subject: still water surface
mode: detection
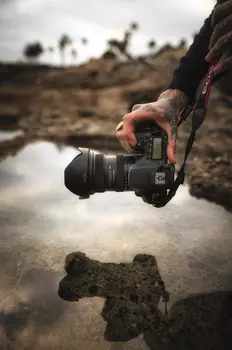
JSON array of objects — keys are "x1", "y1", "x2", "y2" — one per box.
[{"x1": 0, "y1": 140, "x2": 232, "y2": 349}]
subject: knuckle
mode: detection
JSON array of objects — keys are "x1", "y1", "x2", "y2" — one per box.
[
  {"x1": 211, "y1": 14, "x2": 216, "y2": 28},
  {"x1": 123, "y1": 114, "x2": 134, "y2": 123},
  {"x1": 116, "y1": 131, "x2": 122, "y2": 140},
  {"x1": 122, "y1": 114, "x2": 130, "y2": 121},
  {"x1": 212, "y1": 2, "x2": 232, "y2": 27},
  {"x1": 212, "y1": 9, "x2": 220, "y2": 27},
  {"x1": 217, "y1": 36, "x2": 225, "y2": 46},
  {"x1": 131, "y1": 104, "x2": 141, "y2": 111},
  {"x1": 214, "y1": 26, "x2": 220, "y2": 40}
]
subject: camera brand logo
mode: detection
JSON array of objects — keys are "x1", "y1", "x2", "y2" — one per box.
[{"x1": 155, "y1": 172, "x2": 166, "y2": 185}]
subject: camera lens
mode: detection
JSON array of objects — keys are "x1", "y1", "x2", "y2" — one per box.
[{"x1": 64, "y1": 148, "x2": 136, "y2": 198}]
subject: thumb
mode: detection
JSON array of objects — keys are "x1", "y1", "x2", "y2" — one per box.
[
  {"x1": 157, "y1": 121, "x2": 176, "y2": 164},
  {"x1": 167, "y1": 138, "x2": 176, "y2": 164}
]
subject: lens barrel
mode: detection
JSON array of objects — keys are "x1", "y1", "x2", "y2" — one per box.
[{"x1": 64, "y1": 148, "x2": 135, "y2": 198}]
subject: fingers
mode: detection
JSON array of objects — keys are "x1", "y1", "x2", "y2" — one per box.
[
  {"x1": 122, "y1": 110, "x2": 155, "y2": 146},
  {"x1": 116, "y1": 106, "x2": 147, "y2": 153},
  {"x1": 154, "y1": 119, "x2": 176, "y2": 164},
  {"x1": 209, "y1": 13, "x2": 232, "y2": 50},
  {"x1": 116, "y1": 109, "x2": 153, "y2": 153},
  {"x1": 206, "y1": 32, "x2": 232, "y2": 64},
  {"x1": 211, "y1": 0, "x2": 232, "y2": 28},
  {"x1": 117, "y1": 131, "x2": 134, "y2": 153},
  {"x1": 116, "y1": 108, "x2": 177, "y2": 163},
  {"x1": 213, "y1": 55, "x2": 232, "y2": 74},
  {"x1": 116, "y1": 129, "x2": 135, "y2": 153}
]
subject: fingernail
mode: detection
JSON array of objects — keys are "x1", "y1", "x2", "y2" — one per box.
[
  {"x1": 130, "y1": 136, "x2": 137, "y2": 146},
  {"x1": 213, "y1": 62, "x2": 223, "y2": 74}
]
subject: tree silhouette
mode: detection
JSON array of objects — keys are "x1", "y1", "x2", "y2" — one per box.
[
  {"x1": 58, "y1": 34, "x2": 72, "y2": 66},
  {"x1": 148, "y1": 40, "x2": 156, "y2": 49},
  {"x1": 48, "y1": 46, "x2": 54, "y2": 53},
  {"x1": 147, "y1": 39, "x2": 156, "y2": 54},
  {"x1": 47, "y1": 46, "x2": 55, "y2": 65},
  {"x1": 71, "y1": 48, "x2": 77, "y2": 63},
  {"x1": 130, "y1": 22, "x2": 139, "y2": 31},
  {"x1": 107, "y1": 37, "x2": 132, "y2": 60},
  {"x1": 178, "y1": 39, "x2": 187, "y2": 49},
  {"x1": 101, "y1": 50, "x2": 117, "y2": 60},
  {"x1": 124, "y1": 31, "x2": 132, "y2": 42},
  {"x1": 81, "y1": 37, "x2": 88, "y2": 46},
  {"x1": 106, "y1": 24, "x2": 138, "y2": 61},
  {"x1": 23, "y1": 42, "x2": 44, "y2": 63}
]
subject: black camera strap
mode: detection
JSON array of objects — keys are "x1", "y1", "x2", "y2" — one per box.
[{"x1": 158, "y1": 63, "x2": 219, "y2": 207}]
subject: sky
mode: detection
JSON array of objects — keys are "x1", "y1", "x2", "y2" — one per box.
[{"x1": 0, "y1": 0, "x2": 216, "y2": 65}]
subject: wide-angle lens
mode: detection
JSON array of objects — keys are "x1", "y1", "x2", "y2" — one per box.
[{"x1": 64, "y1": 148, "x2": 136, "y2": 198}]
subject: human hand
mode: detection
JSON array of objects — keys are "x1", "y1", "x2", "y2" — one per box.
[
  {"x1": 116, "y1": 89, "x2": 187, "y2": 164},
  {"x1": 205, "y1": 0, "x2": 232, "y2": 74}
]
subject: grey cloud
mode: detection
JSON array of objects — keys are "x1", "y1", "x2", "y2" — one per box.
[{"x1": 0, "y1": 0, "x2": 213, "y2": 62}]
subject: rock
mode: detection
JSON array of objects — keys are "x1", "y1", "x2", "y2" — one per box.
[
  {"x1": 87, "y1": 69, "x2": 99, "y2": 79},
  {"x1": 0, "y1": 107, "x2": 20, "y2": 128},
  {"x1": 78, "y1": 109, "x2": 95, "y2": 118}
]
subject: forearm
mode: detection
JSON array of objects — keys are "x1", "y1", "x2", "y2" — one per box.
[{"x1": 168, "y1": 12, "x2": 214, "y2": 103}]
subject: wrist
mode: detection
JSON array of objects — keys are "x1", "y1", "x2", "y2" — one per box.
[{"x1": 158, "y1": 89, "x2": 188, "y2": 113}]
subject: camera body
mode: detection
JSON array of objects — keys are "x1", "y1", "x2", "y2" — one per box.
[
  {"x1": 129, "y1": 120, "x2": 175, "y2": 192},
  {"x1": 64, "y1": 120, "x2": 175, "y2": 207}
]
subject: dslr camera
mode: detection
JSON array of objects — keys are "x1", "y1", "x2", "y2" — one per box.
[{"x1": 64, "y1": 120, "x2": 176, "y2": 208}]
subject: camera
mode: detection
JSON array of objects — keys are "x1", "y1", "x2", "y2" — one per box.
[{"x1": 64, "y1": 120, "x2": 175, "y2": 207}]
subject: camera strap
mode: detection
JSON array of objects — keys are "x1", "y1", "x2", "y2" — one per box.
[{"x1": 160, "y1": 63, "x2": 219, "y2": 207}]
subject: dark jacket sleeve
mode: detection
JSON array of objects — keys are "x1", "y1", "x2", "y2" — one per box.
[{"x1": 168, "y1": 13, "x2": 214, "y2": 103}]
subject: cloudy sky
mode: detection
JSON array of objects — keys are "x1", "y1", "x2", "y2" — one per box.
[{"x1": 0, "y1": 0, "x2": 215, "y2": 65}]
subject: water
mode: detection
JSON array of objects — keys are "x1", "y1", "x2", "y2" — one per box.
[
  {"x1": 0, "y1": 130, "x2": 24, "y2": 141},
  {"x1": 0, "y1": 140, "x2": 232, "y2": 349}
]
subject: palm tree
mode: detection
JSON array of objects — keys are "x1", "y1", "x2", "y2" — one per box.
[
  {"x1": 23, "y1": 41, "x2": 44, "y2": 63},
  {"x1": 124, "y1": 31, "x2": 132, "y2": 42},
  {"x1": 130, "y1": 22, "x2": 139, "y2": 31},
  {"x1": 81, "y1": 37, "x2": 88, "y2": 58},
  {"x1": 81, "y1": 37, "x2": 88, "y2": 46},
  {"x1": 147, "y1": 39, "x2": 157, "y2": 58},
  {"x1": 71, "y1": 48, "x2": 77, "y2": 63},
  {"x1": 47, "y1": 46, "x2": 54, "y2": 63},
  {"x1": 58, "y1": 34, "x2": 72, "y2": 66},
  {"x1": 148, "y1": 40, "x2": 156, "y2": 50}
]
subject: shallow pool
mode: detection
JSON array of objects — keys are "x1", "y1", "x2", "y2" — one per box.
[{"x1": 0, "y1": 141, "x2": 232, "y2": 350}]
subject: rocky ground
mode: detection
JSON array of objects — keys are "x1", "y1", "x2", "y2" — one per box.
[{"x1": 0, "y1": 48, "x2": 231, "y2": 211}]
